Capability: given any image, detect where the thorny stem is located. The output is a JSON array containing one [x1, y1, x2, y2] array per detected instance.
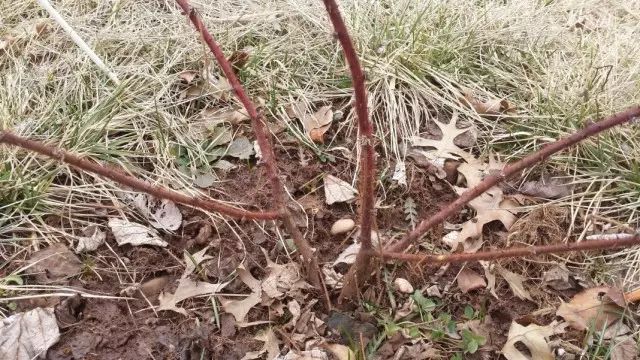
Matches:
[[321, 0, 376, 301], [174, 0, 326, 296], [0, 132, 277, 220], [375, 234, 640, 264], [386, 106, 640, 254]]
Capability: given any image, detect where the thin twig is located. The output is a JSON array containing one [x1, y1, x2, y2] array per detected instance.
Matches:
[[320, 0, 377, 301], [174, 0, 325, 295], [386, 106, 640, 254], [37, 0, 120, 85], [0, 132, 277, 220], [374, 234, 640, 264]]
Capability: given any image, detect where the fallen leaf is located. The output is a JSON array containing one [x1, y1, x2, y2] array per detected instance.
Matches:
[[323, 175, 357, 205], [457, 268, 486, 293], [610, 335, 638, 360], [132, 195, 182, 230], [227, 50, 250, 73], [460, 92, 514, 116], [0, 307, 60, 360], [227, 137, 254, 159], [501, 321, 558, 360], [34, 21, 49, 37], [158, 278, 229, 316], [241, 328, 281, 360], [178, 70, 199, 84], [543, 264, 574, 291], [301, 105, 333, 143], [397, 341, 440, 360], [25, 243, 83, 283], [411, 111, 475, 162], [323, 343, 354, 360], [213, 159, 237, 171], [451, 187, 517, 251], [393, 161, 407, 186], [183, 247, 213, 278], [200, 107, 249, 128], [75, 225, 106, 253], [108, 218, 168, 247], [219, 265, 262, 322], [261, 250, 311, 302], [556, 286, 623, 331], [497, 267, 533, 301], [193, 172, 216, 188], [519, 174, 574, 199], [210, 76, 232, 101]]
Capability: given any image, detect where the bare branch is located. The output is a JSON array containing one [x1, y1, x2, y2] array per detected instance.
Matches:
[[0, 131, 277, 220], [174, 0, 325, 294], [375, 234, 640, 264], [386, 106, 640, 254], [320, 0, 377, 300]]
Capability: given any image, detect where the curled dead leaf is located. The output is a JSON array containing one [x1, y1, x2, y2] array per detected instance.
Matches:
[[227, 50, 250, 73], [25, 243, 83, 284], [556, 286, 623, 331], [460, 92, 515, 116], [457, 268, 486, 293]]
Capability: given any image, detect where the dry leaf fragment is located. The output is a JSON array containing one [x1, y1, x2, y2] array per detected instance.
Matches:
[[460, 92, 514, 116], [34, 21, 49, 37], [158, 277, 229, 316], [177, 70, 199, 84], [75, 225, 106, 253], [556, 286, 623, 331], [520, 174, 574, 199], [0, 307, 60, 360], [108, 218, 168, 247], [132, 195, 182, 230], [610, 335, 639, 360], [301, 105, 333, 143], [199, 107, 250, 127], [501, 321, 558, 360], [25, 243, 83, 283], [497, 267, 533, 301], [323, 175, 357, 205], [323, 343, 355, 360], [241, 329, 281, 360], [543, 264, 574, 291], [457, 268, 486, 293], [227, 50, 250, 73], [227, 137, 255, 159], [219, 265, 262, 322]]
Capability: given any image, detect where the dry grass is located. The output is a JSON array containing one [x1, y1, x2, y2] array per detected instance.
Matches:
[[1, 0, 640, 315]]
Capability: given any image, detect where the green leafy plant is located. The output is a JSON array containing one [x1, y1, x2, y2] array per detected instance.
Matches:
[[461, 328, 487, 354], [404, 197, 418, 229]]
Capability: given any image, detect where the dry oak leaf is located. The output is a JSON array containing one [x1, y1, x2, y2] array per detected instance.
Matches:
[[219, 264, 262, 322], [302, 105, 333, 143], [457, 268, 487, 293], [497, 267, 534, 301], [0, 307, 60, 360], [501, 321, 565, 360], [556, 286, 623, 331], [323, 175, 357, 204], [158, 277, 229, 316], [25, 243, 83, 284], [411, 111, 475, 162], [449, 187, 517, 251]]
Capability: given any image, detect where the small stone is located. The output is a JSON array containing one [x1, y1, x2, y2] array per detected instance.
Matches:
[[426, 285, 442, 298], [330, 218, 355, 235], [393, 278, 414, 294]]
